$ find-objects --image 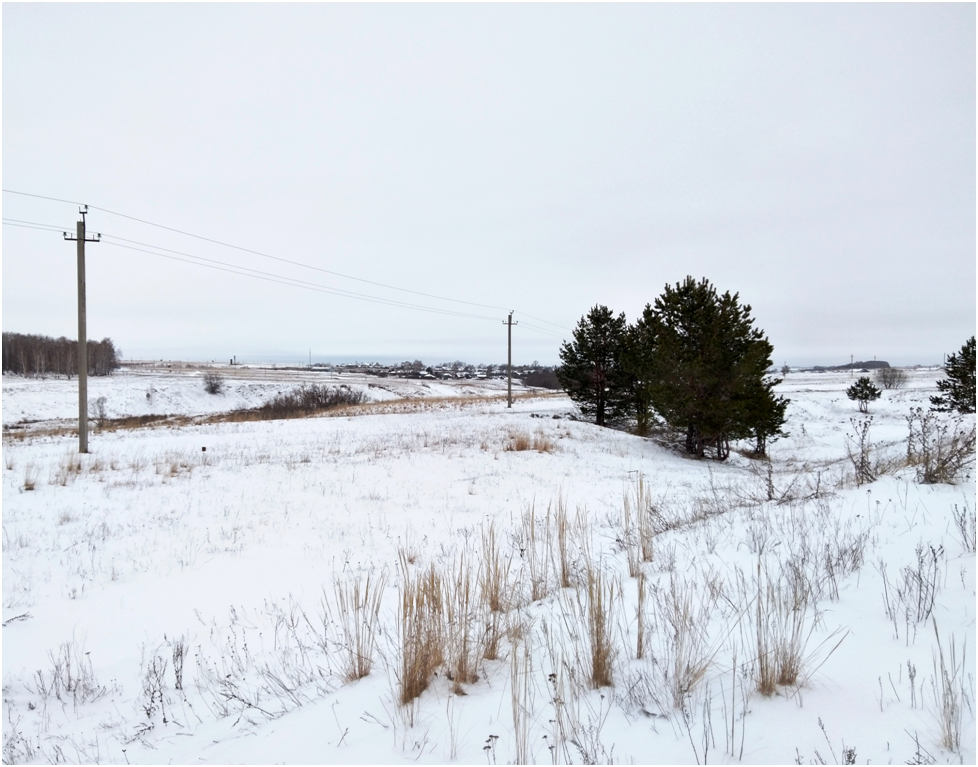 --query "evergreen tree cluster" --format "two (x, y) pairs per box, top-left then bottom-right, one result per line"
(557, 277), (788, 460)
(2, 332), (121, 377)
